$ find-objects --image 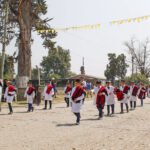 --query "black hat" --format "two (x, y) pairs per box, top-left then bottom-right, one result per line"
(75, 79), (81, 83)
(106, 80), (111, 83)
(96, 80), (101, 84)
(27, 81), (32, 84)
